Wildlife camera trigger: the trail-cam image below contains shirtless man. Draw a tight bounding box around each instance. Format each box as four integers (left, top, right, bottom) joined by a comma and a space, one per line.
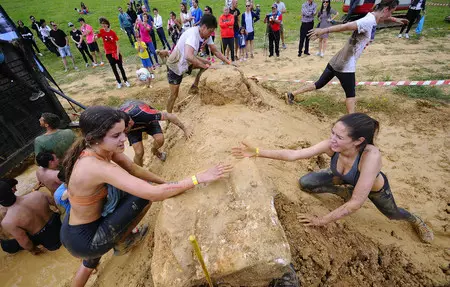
0, 181, 62, 254
35, 151, 63, 194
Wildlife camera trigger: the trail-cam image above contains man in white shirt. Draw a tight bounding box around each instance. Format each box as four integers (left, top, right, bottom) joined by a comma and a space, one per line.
275, 0, 287, 49
165, 14, 231, 113
286, 0, 408, 114
153, 8, 171, 50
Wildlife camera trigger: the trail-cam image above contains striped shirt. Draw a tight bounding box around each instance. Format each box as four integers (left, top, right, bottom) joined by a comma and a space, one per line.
301, 1, 317, 23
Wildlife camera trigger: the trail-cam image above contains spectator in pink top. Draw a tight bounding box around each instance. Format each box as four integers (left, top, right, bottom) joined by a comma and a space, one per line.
78, 17, 104, 66
136, 14, 159, 67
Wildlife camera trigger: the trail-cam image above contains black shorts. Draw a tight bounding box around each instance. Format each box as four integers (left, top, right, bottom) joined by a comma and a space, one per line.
1, 238, 23, 254
247, 31, 255, 41
61, 193, 149, 268
29, 212, 62, 251
315, 64, 356, 98
87, 41, 99, 52
127, 121, 162, 145
167, 67, 183, 85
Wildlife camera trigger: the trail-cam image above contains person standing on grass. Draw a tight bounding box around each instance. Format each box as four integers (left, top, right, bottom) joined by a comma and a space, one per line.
40, 20, 60, 57
153, 8, 171, 50
69, 22, 95, 68
49, 22, 78, 72
220, 7, 235, 62
229, 0, 241, 60
118, 6, 136, 47
17, 20, 43, 56
203, 6, 216, 62
137, 6, 158, 49
191, 0, 204, 27
286, 0, 409, 114
79, 18, 104, 67
275, 0, 287, 49
180, 2, 194, 33
168, 11, 182, 48
29, 16, 43, 43
135, 33, 155, 77
96, 18, 131, 89
137, 14, 160, 68
298, 0, 317, 57
165, 14, 231, 113
119, 100, 193, 163
398, 0, 426, 39
127, 3, 138, 24
264, 4, 282, 58
241, 1, 259, 59
316, 0, 338, 57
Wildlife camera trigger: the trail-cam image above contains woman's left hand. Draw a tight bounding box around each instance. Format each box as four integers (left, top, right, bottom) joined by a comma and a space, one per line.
298, 213, 326, 226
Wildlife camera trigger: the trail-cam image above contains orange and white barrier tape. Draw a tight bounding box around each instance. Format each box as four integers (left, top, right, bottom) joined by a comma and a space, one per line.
250, 76, 450, 87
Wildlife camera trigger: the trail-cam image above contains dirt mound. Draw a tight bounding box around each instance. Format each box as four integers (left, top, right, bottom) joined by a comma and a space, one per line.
199, 66, 264, 107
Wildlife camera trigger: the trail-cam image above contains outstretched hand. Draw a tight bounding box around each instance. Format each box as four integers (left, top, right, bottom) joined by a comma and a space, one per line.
297, 213, 326, 227
231, 141, 256, 158
307, 28, 325, 41
198, 163, 233, 183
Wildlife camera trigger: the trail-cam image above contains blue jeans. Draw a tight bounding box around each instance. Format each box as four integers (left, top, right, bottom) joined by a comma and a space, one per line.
145, 41, 159, 65
299, 168, 415, 222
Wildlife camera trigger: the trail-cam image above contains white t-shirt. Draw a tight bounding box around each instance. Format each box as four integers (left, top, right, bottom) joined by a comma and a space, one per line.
244, 11, 254, 33
181, 12, 193, 31
329, 13, 377, 73
166, 26, 214, 75
276, 1, 286, 23
154, 15, 163, 29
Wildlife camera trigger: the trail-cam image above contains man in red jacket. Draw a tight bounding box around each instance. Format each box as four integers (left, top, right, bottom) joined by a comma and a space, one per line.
264, 4, 282, 57
219, 7, 235, 62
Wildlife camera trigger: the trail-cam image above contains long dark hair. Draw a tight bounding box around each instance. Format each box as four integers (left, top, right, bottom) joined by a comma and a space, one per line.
180, 3, 187, 13
337, 113, 379, 151
319, 1, 331, 17
205, 5, 213, 15
374, 0, 399, 11
62, 106, 124, 183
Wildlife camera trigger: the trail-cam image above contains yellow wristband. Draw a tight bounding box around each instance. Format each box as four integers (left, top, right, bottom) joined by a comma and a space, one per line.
192, 175, 199, 185
255, 148, 259, 157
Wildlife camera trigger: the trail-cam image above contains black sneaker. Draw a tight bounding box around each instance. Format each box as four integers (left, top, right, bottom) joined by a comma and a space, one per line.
297, 53, 301, 57
304, 52, 311, 56
286, 92, 294, 105
269, 263, 300, 287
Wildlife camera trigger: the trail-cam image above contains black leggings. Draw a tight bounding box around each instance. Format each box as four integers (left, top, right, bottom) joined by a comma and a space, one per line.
269, 30, 280, 56
204, 36, 215, 56
61, 193, 149, 268
315, 64, 356, 98
106, 53, 128, 84
400, 9, 421, 34
299, 169, 416, 222
24, 39, 41, 54
222, 37, 234, 61
299, 21, 314, 54
156, 27, 171, 50
77, 42, 94, 64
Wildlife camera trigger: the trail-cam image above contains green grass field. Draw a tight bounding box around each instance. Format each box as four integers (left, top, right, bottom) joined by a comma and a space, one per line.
2, 0, 449, 82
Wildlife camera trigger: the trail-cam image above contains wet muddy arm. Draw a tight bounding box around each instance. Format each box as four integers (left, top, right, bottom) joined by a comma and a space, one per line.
112, 153, 166, 184
2, 223, 36, 252
258, 140, 332, 161
161, 112, 188, 132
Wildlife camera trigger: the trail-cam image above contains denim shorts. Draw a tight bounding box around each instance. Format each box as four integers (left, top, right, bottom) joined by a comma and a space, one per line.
58, 45, 72, 58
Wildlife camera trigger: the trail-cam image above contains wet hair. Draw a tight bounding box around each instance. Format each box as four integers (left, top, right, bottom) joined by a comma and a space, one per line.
99, 17, 110, 27
36, 151, 55, 168
0, 178, 18, 189
319, 0, 331, 17
180, 3, 188, 13
200, 14, 218, 29
0, 181, 16, 207
42, 112, 60, 129
204, 6, 213, 15
62, 106, 124, 183
373, 0, 399, 11
337, 113, 379, 150
117, 110, 131, 127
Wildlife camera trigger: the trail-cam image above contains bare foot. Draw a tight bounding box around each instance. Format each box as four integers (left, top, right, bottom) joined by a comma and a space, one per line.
184, 127, 193, 139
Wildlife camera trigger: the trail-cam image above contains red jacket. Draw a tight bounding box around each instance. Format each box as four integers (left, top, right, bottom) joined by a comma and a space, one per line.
219, 14, 234, 38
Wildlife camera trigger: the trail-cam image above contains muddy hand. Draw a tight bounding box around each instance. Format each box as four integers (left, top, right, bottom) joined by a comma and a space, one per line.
297, 213, 325, 227
198, 163, 233, 183
307, 28, 322, 41
231, 141, 256, 158
184, 126, 194, 139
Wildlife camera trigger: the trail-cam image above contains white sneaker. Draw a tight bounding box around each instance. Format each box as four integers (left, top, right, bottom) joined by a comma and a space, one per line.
117, 83, 122, 89
85, 63, 90, 67
405, 33, 410, 39
316, 51, 321, 56
320, 52, 324, 58
38, 53, 43, 56
74, 66, 79, 71
124, 81, 131, 87
397, 34, 402, 38
92, 62, 98, 67
64, 68, 68, 72
100, 61, 105, 66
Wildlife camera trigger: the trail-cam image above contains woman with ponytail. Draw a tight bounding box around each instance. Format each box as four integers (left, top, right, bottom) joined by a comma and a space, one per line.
61, 106, 232, 287
232, 113, 433, 243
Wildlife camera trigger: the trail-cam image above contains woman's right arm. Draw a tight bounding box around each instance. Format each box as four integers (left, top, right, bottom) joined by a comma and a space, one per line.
98, 161, 232, 201
232, 139, 332, 161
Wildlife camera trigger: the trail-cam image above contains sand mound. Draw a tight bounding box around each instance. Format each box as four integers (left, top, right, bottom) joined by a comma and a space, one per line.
199, 66, 264, 107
